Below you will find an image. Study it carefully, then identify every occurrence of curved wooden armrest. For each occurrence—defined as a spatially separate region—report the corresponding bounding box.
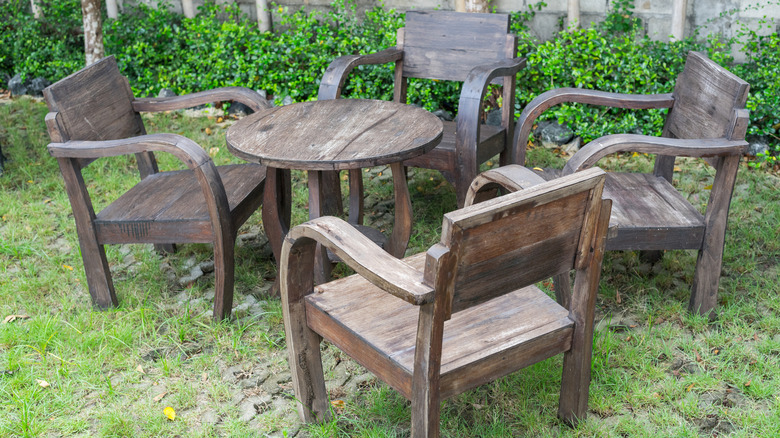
[317,48,404,100]
[48,133,213,169]
[459,57,527,104]
[512,89,675,165]
[464,165,546,206]
[282,216,434,305]
[563,134,748,174]
[132,87,272,113]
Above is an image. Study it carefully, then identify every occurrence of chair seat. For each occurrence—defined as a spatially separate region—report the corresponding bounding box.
[305,253,574,401]
[95,163,266,244]
[403,121,505,173]
[532,169,705,251]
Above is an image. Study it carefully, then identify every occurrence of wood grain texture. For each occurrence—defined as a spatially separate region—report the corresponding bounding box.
[281,170,610,435]
[226,99,443,170]
[317,10,522,209]
[503,51,750,317]
[513,89,675,165]
[44,56,266,320]
[133,87,271,113]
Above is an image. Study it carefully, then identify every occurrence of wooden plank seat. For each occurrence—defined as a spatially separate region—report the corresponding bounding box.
[479,51,751,318]
[44,56,271,320]
[95,164,265,244]
[307,252,574,400]
[281,168,612,437]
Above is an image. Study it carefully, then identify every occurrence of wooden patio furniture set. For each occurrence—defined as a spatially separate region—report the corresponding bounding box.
[44,10,750,437]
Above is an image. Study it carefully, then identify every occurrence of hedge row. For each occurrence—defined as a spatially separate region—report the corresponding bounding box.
[1,0,777,163]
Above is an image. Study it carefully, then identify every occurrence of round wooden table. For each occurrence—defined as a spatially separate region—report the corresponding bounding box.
[226,99,443,283]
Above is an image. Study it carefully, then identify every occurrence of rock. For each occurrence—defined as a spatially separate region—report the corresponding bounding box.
[199,260,215,274]
[432,109,453,122]
[560,136,581,155]
[201,409,219,425]
[238,394,272,422]
[8,74,27,96]
[746,136,769,156]
[157,88,177,98]
[178,265,204,287]
[27,77,51,96]
[238,369,270,389]
[485,108,502,126]
[256,89,267,100]
[227,101,251,116]
[535,121,574,148]
[281,96,293,106]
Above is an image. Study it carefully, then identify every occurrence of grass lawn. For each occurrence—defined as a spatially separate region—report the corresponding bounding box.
[1,96,779,437]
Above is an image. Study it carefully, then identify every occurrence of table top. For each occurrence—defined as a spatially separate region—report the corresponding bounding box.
[226,99,443,171]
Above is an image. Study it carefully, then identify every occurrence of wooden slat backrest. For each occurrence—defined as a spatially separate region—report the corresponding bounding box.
[426,168,606,314]
[399,11,514,83]
[664,51,750,141]
[43,56,144,143]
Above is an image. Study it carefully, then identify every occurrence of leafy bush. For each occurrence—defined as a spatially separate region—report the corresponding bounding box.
[1,0,777,163]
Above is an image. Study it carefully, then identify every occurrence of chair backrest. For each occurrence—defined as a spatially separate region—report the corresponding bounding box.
[43,56,144,143]
[398,11,516,83]
[426,168,607,314]
[664,51,750,141]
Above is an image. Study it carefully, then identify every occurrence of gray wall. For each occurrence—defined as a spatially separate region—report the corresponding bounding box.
[125,0,780,59]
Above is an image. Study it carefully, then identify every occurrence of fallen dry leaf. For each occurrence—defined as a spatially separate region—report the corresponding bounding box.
[37,379,50,388]
[205,127,212,135]
[330,400,345,411]
[3,314,30,324]
[153,391,168,402]
[136,365,145,374]
[686,383,695,392]
[163,406,176,420]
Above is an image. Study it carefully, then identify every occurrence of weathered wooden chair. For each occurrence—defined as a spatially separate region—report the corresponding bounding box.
[44,56,270,320]
[280,168,611,437]
[475,51,749,318]
[318,10,526,208]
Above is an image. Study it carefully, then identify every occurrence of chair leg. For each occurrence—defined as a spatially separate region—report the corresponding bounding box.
[689,245,723,319]
[211,239,235,321]
[454,166,477,209]
[80,240,118,309]
[411,302,444,438]
[689,155,740,319]
[281,239,330,424]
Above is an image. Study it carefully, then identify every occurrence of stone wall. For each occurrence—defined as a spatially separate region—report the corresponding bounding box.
[123,0,780,59]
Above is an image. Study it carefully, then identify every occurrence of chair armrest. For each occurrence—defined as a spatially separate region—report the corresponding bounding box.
[563,134,749,175]
[464,165,546,206]
[281,216,434,305]
[48,133,233,244]
[512,88,675,165]
[317,48,404,100]
[48,133,214,169]
[132,87,272,113]
[457,58,527,127]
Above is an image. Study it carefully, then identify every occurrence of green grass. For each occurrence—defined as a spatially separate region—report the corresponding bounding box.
[1,97,779,436]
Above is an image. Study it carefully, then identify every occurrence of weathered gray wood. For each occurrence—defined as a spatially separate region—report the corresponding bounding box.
[44,55,266,320]
[317,10,524,208]
[227,99,443,284]
[226,99,442,170]
[509,51,750,317]
[133,87,271,113]
[280,170,610,435]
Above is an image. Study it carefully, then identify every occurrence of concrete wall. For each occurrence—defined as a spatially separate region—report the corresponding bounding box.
[123,0,780,59]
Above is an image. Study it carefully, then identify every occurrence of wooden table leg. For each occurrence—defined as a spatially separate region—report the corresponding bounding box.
[385,162,412,258]
[307,170,333,284]
[262,167,291,265]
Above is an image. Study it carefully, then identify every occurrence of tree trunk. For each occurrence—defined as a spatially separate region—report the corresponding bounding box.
[81,0,104,66]
[256,0,270,32]
[455,0,465,12]
[671,0,687,40]
[30,0,42,19]
[182,0,195,18]
[464,0,490,13]
[106,0,118,19]
[568,0,580,29]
